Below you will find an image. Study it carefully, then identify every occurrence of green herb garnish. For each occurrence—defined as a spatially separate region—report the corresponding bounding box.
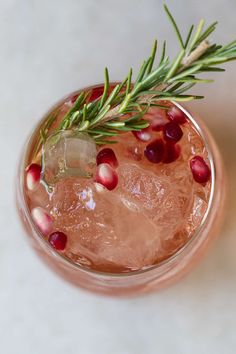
[40,4,236,145]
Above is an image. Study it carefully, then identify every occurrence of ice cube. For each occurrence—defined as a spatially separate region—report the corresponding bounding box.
[42,130,97,184]
[50,177,161,271]
[117,163,193,232]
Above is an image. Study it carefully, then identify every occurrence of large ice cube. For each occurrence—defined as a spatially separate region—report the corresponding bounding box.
[42,130,97,184]
[50,178,160,271]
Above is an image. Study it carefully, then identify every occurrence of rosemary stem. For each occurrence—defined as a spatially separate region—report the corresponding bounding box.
[182,40,211,67]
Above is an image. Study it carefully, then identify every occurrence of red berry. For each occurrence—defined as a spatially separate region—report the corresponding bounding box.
[144,139,165,163]
[190,156,211,184]
[31,207,53,235]
[96,148,118,168]
[145,107,168,131]
[151,118,167,132]
[132,128,152,142]
[89,86,105,102]
[167,106,187,125]
[163,144,181,163]
[26,163,41,190]
[163,122,183,144]
[70,94,79,104]
[95,163,118,190]
[49,232,67,251]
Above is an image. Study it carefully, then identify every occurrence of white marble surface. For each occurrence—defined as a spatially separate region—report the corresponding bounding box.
[1,1,236,353]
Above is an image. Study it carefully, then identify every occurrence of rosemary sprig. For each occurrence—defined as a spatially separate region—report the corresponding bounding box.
[41,4,236,145]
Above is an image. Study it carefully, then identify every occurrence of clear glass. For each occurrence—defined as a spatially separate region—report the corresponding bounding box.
[16,84,226,296]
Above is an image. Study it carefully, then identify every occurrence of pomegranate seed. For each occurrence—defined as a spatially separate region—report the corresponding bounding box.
[190,156,211,184]
[31,207,53,235]
[144,139,165,163]
[96,148,118,168]
[151,117,167,132]
[49,231,67,251]
[26,163,41,190]
[163,122,183,144]
[132,128,152,142]
[167,106,187,125]
[70,93,79,104]
[148,109,168,132]
[89,86,105,102]
[143,107,168,132]
[95,163,118,190]
[163,144,181,163]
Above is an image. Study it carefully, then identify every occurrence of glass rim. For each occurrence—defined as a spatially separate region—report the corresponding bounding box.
[19,85,216,279]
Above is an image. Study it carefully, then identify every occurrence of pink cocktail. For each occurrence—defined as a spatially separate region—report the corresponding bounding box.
[16,84,225,296]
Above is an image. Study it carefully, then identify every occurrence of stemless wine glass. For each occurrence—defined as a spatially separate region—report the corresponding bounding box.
[16,84,226,296]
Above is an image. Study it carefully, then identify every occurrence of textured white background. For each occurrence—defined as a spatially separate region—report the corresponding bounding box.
[1,1,236,353]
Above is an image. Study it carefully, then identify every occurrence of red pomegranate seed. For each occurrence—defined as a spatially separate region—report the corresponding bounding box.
[70,94,79,104]
[26,163,41,190]
[94,163,118,190]
[132,128,152,142]
[31,207,53,235]
[167,106,187,125]
[144,107,168,131]
[144,139,165,163]
[96,148,118,168]
[163,144,181,163]
[190,156,211,184]
[49,231,67,251]
[163,122,183,144]
[89,86,105,102]
[151,117,167,132]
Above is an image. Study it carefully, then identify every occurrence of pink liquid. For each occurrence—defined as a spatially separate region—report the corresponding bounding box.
[25,85,211,273]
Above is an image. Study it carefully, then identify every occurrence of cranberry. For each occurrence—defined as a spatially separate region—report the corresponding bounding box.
[163,144,181,163]
[96,148,118,168]
[163,122,183,144]
[190,156,211,184]
[95,163,118,190]
[144,139,165,163]
[167,106,187,125]
[49,232,67,251]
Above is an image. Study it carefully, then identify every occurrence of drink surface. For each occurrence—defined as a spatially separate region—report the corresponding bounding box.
[25,85,211,273]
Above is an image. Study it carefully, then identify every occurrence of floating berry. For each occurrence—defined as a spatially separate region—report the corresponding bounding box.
[167,106,187,125]
[163,144,181,163]
[132,128,152,142]
[89,86,105,102]
[70,93,79,105]
[144,107,168,131]
[31,207,53,235]
[144,139,165,163]
[49,231,67,251]
[163,122,183,144]
[190,156,211,184]
[95,163,118,190]
[96,148,118,168]
[150,117,167,132]
[26,163,41,190]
